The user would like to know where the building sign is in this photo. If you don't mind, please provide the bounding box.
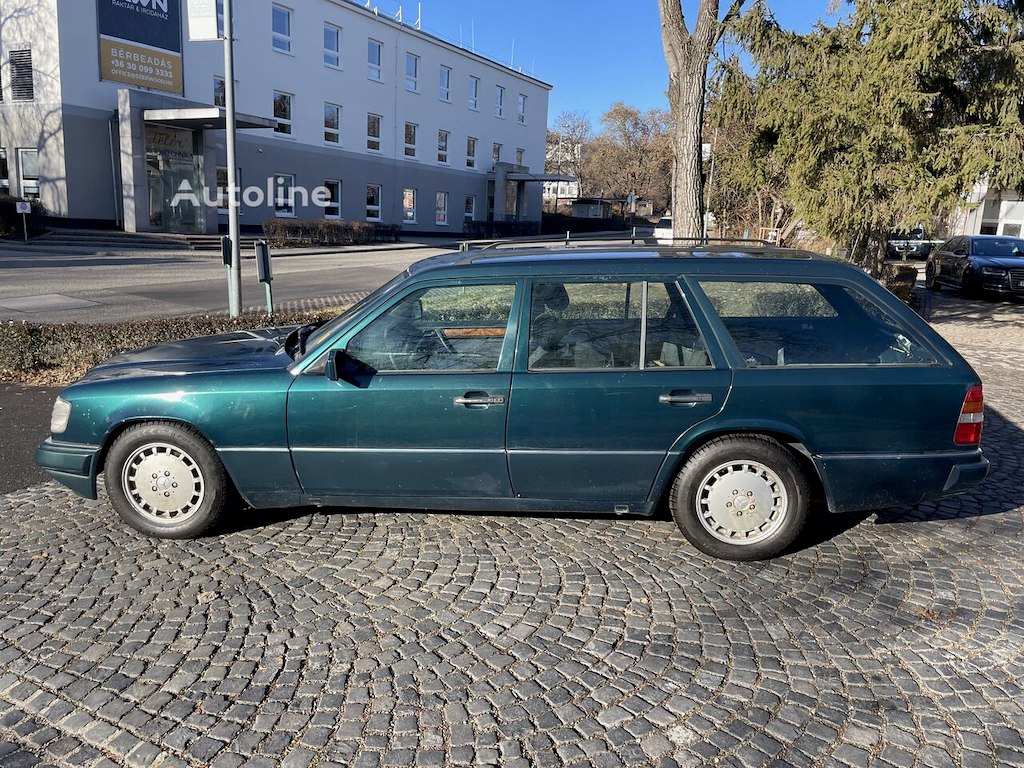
[186,0,222,41]
[97,0,184,95]
[145,125,194,160]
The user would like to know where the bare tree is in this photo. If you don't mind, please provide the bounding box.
[546,110,593,196]
[658,0,745,238]
[585,103,673,212]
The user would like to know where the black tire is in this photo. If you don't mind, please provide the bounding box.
[670,435,810,561]
[961,272,982,299]
[105,421,228,539]
[925,265,939,291]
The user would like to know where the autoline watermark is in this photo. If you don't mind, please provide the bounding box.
[170,179,334,210]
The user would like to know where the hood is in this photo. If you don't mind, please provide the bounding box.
[975,255,1024,269]
[77,327,297,382]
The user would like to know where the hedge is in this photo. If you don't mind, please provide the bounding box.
[0,194,47,239]
[0,309,341,385]
[261,219,401,247]
[880,263,919,305]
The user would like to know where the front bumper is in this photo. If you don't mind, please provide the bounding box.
[35,439,101,500]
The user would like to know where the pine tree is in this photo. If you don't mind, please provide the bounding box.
[716,0,1024,273]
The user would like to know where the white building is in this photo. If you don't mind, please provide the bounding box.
[0,0,553,234]
[955,181,1024,238]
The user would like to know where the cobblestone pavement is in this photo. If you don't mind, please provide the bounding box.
[2,287,1023,768]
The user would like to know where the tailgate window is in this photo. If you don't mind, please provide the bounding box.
[697,279,938,366]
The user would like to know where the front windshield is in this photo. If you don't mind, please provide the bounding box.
[297,271,411,359]
[972,237,1024,257]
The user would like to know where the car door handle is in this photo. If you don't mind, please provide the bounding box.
[659,392,713,406]
[454,394,506,408]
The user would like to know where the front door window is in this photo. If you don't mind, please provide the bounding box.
[346,284,515,372]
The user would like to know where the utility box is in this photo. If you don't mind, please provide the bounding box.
[255,240,272,283]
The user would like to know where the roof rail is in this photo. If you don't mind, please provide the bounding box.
[457,230,777,252]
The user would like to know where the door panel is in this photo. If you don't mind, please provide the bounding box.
[288,372,512,497]
[288,281,518,499]
[507,279,730,506]
[506,369,730,504]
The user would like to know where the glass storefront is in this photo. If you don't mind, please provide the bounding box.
[145,125,205,233]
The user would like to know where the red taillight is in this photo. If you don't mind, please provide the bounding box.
[954,385,984,446]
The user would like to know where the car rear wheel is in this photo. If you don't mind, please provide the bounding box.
[105,422,228,539]
[670,435,810,561]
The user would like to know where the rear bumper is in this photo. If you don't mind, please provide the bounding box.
[817,450,990,513]
[35,439,101,500]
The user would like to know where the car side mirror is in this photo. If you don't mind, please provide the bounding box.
[324,349,375,388]
[954,249,967,256]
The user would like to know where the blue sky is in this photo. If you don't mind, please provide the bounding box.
[402,0,843,122]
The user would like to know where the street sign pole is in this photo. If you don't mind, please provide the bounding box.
[223,0,241,317]
[17,202,30,242]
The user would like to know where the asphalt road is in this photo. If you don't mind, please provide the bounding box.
[0,384,59,493]
[0,245,435,324]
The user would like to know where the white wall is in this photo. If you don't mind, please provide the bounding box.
[55,0,550,173]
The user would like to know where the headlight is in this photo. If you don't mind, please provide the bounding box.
[981,267,1007,278]
[50,397,71,434]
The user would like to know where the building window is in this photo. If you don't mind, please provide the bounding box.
[324,24,341,68]
[274,173,295,216]
[404,122,417,158]
[213,76,225,107]
[0,150,9,195]
[324,179,341,219]
[439,65,451,101]
[437,130,449,164]
[19,149,39,200]
[366,184,382,221]
[492,143,502,163]
[468,76,479,110]
[466,136,477,169]
[272,5,291,53]
[367,39,382,80]
[515,147,525,165]
[465,194,476,221]
[435,192,449,226]
[405,53,419,92]
[517,93,527,124]
[273,91,293,135]
[495,85,505,118]
[324,103,341,144]
[10,50,34,101]
[367,113,381,151]
[402,188,417,224]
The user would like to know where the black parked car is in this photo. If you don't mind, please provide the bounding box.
[926,234,1024,297]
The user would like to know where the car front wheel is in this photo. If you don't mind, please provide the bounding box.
[925,265,939,291]
[105,422,228,539]
[670,435,810,561]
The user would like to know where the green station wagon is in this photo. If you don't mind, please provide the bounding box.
[37,245,990,560]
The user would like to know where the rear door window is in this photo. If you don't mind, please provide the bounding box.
[528,281,711,370]
[697,280,937,366]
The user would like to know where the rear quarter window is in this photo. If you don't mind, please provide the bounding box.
[698,279,938,367]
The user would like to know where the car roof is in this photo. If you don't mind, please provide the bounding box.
[406,243,845,279]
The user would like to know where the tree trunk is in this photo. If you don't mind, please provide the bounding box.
[668,52,708,240]
[659,0,743,242]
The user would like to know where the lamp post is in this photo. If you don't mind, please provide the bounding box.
[223,0,241,317]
